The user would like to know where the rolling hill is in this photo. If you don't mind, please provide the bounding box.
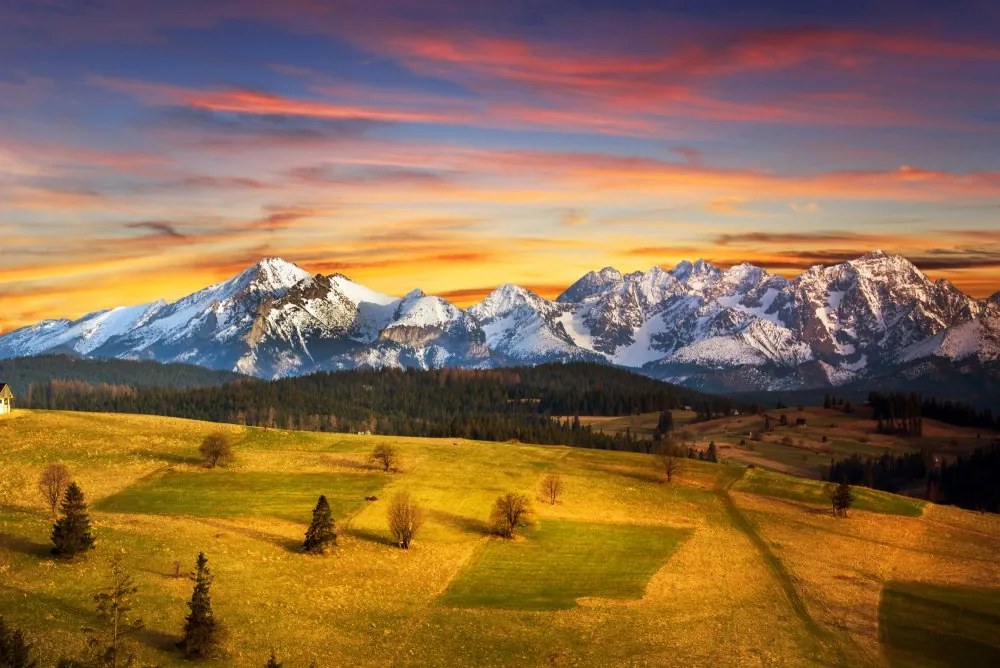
[1,409,998,666]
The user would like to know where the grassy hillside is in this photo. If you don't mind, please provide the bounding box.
[582,406,995,479]
[1,409,998,666]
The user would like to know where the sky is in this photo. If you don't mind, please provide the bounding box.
[1,0,999,332]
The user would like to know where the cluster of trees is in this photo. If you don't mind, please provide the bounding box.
[868,392,923,436]
[20,467,224,665]
[18,363,741,454]
[822,394,855,413]
[933,444,1000,513]
[19,441,431,665]
[920,397,999,430]
[825,444,1000,513]
[1,354,238,398]
[825,451,927,493]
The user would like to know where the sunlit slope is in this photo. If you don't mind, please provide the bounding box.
[1,409,998,667]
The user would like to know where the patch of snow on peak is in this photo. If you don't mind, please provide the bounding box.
[328,274,397,306]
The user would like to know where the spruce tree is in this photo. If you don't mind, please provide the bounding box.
[706,441,718,463]
[179,552,219,659]
[0,616,35,668]
[51,482,95,557]
[829,479,855,517]
[303,495,336,554]
[656,410,673,434]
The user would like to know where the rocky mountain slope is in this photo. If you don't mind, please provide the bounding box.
[1,252,997,394]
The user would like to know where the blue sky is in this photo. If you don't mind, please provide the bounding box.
[1,0,999,331]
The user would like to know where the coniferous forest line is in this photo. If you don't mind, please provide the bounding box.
[823,392,1000,513]
[16,362,739,452]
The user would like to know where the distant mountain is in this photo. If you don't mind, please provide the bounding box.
[1,252,997,401]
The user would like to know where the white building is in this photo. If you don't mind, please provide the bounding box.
[0,383,12,416]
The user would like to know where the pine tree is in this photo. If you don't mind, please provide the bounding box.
[0,616,35,668]
[179,552,219,659]
[303,495,337,554]
[656,410,673,434]
[829,480,855,517]
[706,441,718,463]
[51,482,95,557]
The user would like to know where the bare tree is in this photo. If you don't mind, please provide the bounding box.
[199,432,234,468]
[490,492,531,539]
[38,462,71,518]
[659,437,683,483]
[369,444,398,473]
[386,491,424,549]
[539,474,564,505]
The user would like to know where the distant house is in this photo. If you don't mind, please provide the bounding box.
[0,383,12,416]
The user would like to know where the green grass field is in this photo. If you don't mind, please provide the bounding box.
[1,409,998,666]
[879,581,1000,667]
[96,470,384,522]
[735,468,926,517]
[440,520,691,610]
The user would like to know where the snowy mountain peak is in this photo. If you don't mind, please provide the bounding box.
[0,251,996,394]
[327,274,397,307]
[557,267,624,303]
[469,283,548,322]
[671,258,720,283]
[238,257,311,295]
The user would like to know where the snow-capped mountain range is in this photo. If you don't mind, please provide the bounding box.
[2,252,998,392]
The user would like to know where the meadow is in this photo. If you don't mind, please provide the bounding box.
[580,406,992,479]
[1,409,998,666]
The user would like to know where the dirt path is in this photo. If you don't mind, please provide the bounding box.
[713,468,850,662]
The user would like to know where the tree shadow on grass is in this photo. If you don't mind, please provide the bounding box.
[582,463,661,484]
[425,509,489,536]
[0,583,92,619]
[136,626,179,653]
[322,454,374,472]
[345,526,396,547]
[191,518,303,554]
[752,495,832,517]
[129,449,200,466]
[0,530,50,558]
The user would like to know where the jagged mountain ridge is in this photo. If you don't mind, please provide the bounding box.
[1,252,997,393]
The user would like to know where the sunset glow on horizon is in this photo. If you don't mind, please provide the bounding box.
[2,1,999,332]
